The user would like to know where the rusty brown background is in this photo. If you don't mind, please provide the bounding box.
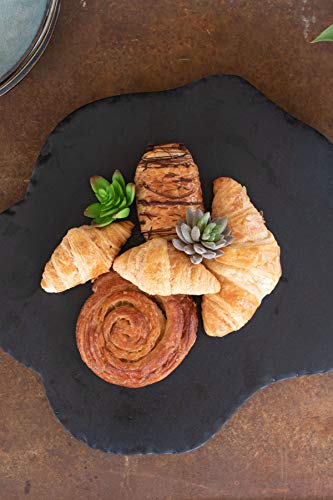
[0,1,333,499]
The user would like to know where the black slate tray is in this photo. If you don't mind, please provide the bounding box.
[0,75,332,455]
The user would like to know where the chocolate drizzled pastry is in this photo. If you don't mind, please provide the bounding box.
[135,143,204,240]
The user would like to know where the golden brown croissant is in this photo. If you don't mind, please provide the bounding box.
[113,237,221,296]
[76,270,198,388]
[202,178,281,337]
[41,221,134,293]
[135,143,204,240]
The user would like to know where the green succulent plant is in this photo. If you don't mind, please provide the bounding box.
[84,170,135,227]
[172,208,234,264]
[311,24,333,43]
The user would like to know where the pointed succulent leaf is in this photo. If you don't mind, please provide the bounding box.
[210,229,224,242]
[213,234,223,243]
[186,208,195,227]
[224,227,232,236]
[197,212,210,232]
[112,179,124,199]
[212,224,224,236]
[213,217,228,232]
[84,203,101,218]
[202,250,217,259]
[92,215,115,227]
[184,245,196,255]
[96,194,107,204]
[204,231,217,242]
[113,207,130,219]
[220,218,228,232]
[191,226,201,242]
[100,205,122,217]
[125,183,135,205]
[172,238,187,251]
[203,222,216,235]
[225,235,235,245]
[107,184,115,201]
[202,241,217,250]
[212,217,222,224]
[112,170,126,192]
[95,188,109,203]
[193,243,207,254]
[190,254,203,265]
[116,197,128,210]
[176,223,185,242]
[112,195,121,207]
[90,176,110,194]
[311,24,333,43]
[201,232,211,241]
[215,249,224,257]
[180,223,193,244]
[101,198,117,211]
[214,241,227,250]
[216,237,226,245]
[194,208,204,225]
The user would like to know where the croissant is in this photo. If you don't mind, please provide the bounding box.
[135,143,204,240]
[41,221,134,293]
[202,178,282,337]
[76,270,198,388]
[113,237,221,296]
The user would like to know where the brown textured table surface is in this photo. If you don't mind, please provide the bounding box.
[1,1,333,499]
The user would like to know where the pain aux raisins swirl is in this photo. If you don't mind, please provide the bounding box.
[76,270,198,388]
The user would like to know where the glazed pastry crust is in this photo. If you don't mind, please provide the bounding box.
[41,221,133,293]
[113,237,221,296]
[76,270,198,388]
[202,178,282,337]
[135,143,204,240]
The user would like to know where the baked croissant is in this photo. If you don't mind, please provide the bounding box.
[135,143,204,240]
[76,270,198,388]
[113,237,221,296]
[202,178,281,337]
[41,221,134,293]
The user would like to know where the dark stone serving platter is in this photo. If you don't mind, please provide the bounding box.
[0,75,332,455]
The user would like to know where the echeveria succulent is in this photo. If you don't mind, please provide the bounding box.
[84,170,135,227]
[172,208,234,264]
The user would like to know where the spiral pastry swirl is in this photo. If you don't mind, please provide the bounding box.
[76,270,198,388]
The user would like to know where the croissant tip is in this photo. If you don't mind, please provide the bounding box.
[40,281,54,293]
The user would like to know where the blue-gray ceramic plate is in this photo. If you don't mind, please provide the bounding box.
[0,0,60,96]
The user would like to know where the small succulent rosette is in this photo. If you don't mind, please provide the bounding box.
[84,170,135,227]
[172,209,234,264]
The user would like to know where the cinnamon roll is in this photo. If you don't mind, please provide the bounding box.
[76,270,198,388]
